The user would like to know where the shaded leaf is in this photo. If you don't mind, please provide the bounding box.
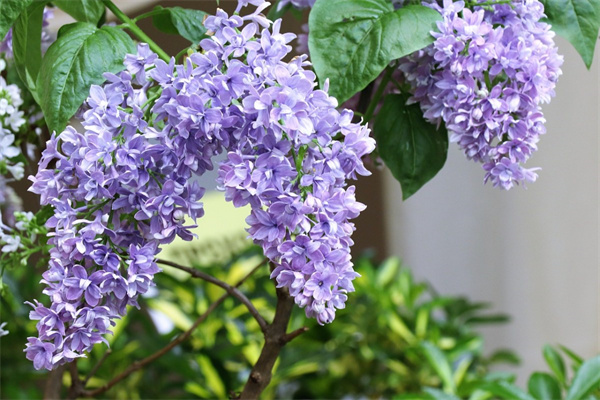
[12,1,46,101]
[486,349,521,366]
[374,94,448,199]
[465,314,510,325]
[152,6,208,44]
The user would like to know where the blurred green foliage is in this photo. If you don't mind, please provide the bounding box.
[2,246,598,399]
[406,344,600,400]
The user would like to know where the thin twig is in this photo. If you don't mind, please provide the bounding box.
[280,326,309,344]
[83,349,112,386]
[157,258,268,332]
[77,258,267,398]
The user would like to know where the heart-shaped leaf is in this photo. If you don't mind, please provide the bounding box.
[37,23,135,133]
[309,0,440,102]
[541,0,600,68]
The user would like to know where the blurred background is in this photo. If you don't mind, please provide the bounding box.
[1,0,597,398]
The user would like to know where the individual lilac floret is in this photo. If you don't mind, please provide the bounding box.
[399,0,563,189]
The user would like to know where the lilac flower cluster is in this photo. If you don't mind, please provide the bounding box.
[0,8,54,58]
[24,43,207,370]
[206,9,375,324]
[25,0,373,370]
[399,0,563,189]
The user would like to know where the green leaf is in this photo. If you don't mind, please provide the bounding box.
[53,0,105,24]
[559,345,584,368]
[196,355,226,399]
[308,0,440,102]
[486,349,521,366]
[374,94,448,200]
[453,356,473,388]
[37,23,135,133]
[152,6,208,44]
[464,314,510,325]
[376,257,400,287]
[12,1,46,102]
[543,345,567,385]
[566,355,600,400]
[479,381,537,400]
[528,372,562,400]
[420,341,456,394]
[423,388,461,400]
[540,0,600,68]
[394,395,431,400]
[0,0,32,40]
[267,0,291,21]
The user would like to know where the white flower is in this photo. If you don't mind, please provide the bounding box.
[1,234,21,252]
[0,322,8,337]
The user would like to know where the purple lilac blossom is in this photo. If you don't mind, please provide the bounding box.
[286,0,562,189]
[399,0,563,189]
[25,0,374,370]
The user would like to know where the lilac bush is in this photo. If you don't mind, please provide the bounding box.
[0,0,594,395]
[25,1,374,370]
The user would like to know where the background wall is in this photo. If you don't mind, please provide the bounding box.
[383,36,599,381]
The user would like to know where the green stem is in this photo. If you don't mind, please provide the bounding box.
[467,0,512,7]
[175,46,194,62]
[363,66,394,123]
[101,0,170,62]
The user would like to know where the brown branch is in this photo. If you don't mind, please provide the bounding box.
[281,326,309,344]
[239,285,296,399]
[43,364,66,400]
[156,258,268,332]
[75,258,267,398]
[67,361,84,400]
